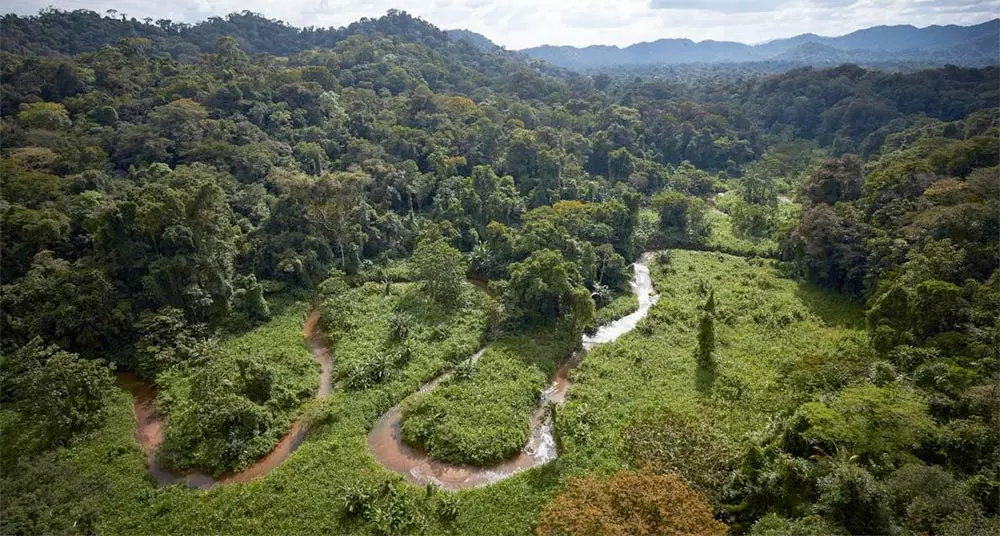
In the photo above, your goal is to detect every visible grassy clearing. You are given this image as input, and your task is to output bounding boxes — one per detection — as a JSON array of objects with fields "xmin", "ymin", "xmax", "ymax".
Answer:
[
  {"xmin": 704, "ymin": 212, "xmax": 780, "ymax": 258},
  {"xmin": 330, "ymin": 281, "xmax": 497, "ymax": 391},
  {"xmin": 636, "ymin": 207, "xmax": 783, "ymax": 258},
  {"xmin": 3, "ymin": 250, "xmax": 864, "ymax": 536},
  {"xmin": 555, "ymin": 249, "xmax": 863, "ymax": 473},
  {"xmin": 400, "ymin": 329, "xmax": 578, "ymax": 465}
]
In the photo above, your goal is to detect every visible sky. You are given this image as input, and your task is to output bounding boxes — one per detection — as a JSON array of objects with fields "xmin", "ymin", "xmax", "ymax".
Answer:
[{"xmin": 5, "ymin": 0, "xmax": 999, "ymax": 49}]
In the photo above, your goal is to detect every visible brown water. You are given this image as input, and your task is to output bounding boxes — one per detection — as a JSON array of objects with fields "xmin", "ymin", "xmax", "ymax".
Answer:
[
  {"xmin": 119, "ymin": 310, "xmax": 333, "ymax": 489},
  {"xmin": 367, "ymin": 253, "xmax": 658, "ymax": 489}
]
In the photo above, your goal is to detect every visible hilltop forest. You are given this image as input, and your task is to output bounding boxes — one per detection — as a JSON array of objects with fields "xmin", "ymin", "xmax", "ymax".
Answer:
[{"xmin": 1, "ymin": 9, "xmax": 998, "ymax": 536}]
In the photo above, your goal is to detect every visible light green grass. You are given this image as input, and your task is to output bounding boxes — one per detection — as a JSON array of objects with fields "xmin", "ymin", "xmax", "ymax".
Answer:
[
  {"xmin": 332, "ymin": 281, "xmax": 496, "ymax": 390},
  {"xmin": 556, "ymin": 250, "xmax": 863, "ymax": 466}
]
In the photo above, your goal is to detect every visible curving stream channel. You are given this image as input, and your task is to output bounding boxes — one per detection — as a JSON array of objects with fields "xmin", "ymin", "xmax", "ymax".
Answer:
[
  {"xmin": 367, "ymin": 252, "xmax": 659, "ymax": 490},
  {"xmin": 119, "ymin": 310, "xmax": 332, "ymax": 489}
]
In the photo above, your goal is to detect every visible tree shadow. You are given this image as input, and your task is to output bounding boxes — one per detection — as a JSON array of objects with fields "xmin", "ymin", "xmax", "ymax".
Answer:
[
  {"xmin": 695, "ymin": 362, "xmax": 717, "ymax": 395},
  {"xmin": 794, "ymin": 281, "xmax": 865, "ymax": 331}
]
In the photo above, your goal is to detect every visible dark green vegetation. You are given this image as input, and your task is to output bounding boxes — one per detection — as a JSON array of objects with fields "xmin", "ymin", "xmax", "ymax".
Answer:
[{"xmin": 1, "ymin": 7, "xmax": 997, "ymax": 536}]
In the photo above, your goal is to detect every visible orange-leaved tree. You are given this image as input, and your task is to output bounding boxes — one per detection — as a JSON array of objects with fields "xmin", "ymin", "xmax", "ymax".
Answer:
[{"xmin": 536, "ymin": 471, "xmax": 727, "ymax": 536}]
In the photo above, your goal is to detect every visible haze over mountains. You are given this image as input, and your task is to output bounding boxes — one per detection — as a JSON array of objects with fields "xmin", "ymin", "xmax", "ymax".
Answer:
[{"xmin": 450, "ymin": 19, "xmax": 1000, "ymax": 69}]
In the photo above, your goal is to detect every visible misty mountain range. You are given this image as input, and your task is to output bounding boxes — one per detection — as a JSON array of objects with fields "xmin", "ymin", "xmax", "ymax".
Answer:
[{"xmin": 449, "ymin": 19, "xmax": 1000, "ymax": 69}]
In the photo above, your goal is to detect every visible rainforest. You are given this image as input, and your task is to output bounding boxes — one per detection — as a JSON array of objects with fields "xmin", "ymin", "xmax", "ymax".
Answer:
[{"xmin": 1, "ymin": 8, "xmax": 998, "ymax": 536}]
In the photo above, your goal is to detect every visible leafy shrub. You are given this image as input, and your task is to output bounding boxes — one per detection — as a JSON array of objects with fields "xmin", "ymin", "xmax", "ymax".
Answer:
[
  {"xmin": 796, "ymin": 383, "xmax": 936, "ymax": 464},
  {"xmin": 400, "ymin": 331, "xmax": 574, "ymax": 465},
  {"xmin": 623, "ymin": 409, "xmax": 736, "ymax": 503},
  {"xmin": 886, "ymin": 463, "xmax": 987, "ymax": 535},
  {"xmin": 814, "ymin": 462, "xmax": 892, "ymax": 535},
  {"xmin": 156, "ymin": 307, "xmax": 317, "ymax": 475},
  {"xmin": 536, "ymin": 471, "xmax": 727, "ymax": 536},
  {"xmin": 749, "ymin": 514, "xmax": 846, "ymax": 536}
]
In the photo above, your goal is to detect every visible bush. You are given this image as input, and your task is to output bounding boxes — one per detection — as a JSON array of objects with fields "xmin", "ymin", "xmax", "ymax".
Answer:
[
  {"xmin": 623, "ymin": 409, "xmax": 735, "ymax": 504},
  {"xmin": 536, "ymin": 471, "xmax": 727, "ymax": 536},
  {"xmin": 749, "ymin": 514, "xmax": 846, "ymax": 536},
  {"xmin": 797, "ymin": 383, "xmax": 936, "ymax": 464},
  {"xmin": 814, "ymin": 463, "xmax": 891, "ymax": 535},
  {"xmin": 887, "ymin": 463, "xmax": 987, "ymax": 534},
  {"xmin": 400, "ymin": 345, "xmax": 547, "ymax": 465}
]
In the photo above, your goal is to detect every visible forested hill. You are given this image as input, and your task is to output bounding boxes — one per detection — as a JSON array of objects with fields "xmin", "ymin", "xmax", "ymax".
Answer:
[
  {"xmin": 1, "ymin": 9, "xmax": 520, "ymax": 65},
  {"xmin": 521, "ymin": 19, "xmax": 1000, "ymax": 69}
]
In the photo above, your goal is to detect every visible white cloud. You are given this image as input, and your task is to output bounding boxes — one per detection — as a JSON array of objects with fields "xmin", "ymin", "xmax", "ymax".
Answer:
[{"xmin": 4, "ymin": 0, "xmax": 998, "ymax": 48}]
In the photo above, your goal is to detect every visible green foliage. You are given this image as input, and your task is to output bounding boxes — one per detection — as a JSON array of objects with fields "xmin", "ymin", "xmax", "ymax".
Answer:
[
  {"xmin": 749, "ymin": 514, "xmax": 847, "ymax": 536},
  {"xmin": 330, "ymin": 281, "xmax": 494, "ymax": 391},
  {"xmin": 696, "ymin": 292, "xmax": 718, "ymax": 389},
  {"xmin": 17, "ymin": 101, "xmax": 71, "ymax": 130},
  {"xmin": 132, "ymin": 307, "xmax": 204, "ymax": 380},
  {"xmin": 1, "ymin": 251, "xmax": 130, "ymax": 360},
  {"xmin": 155, "ymin": 305, "xmax": 317, "ymax": 475},
  {"xmin": 505, "ymin": 249, "xmax": 595, "ymax": 334},
  {"xmin": 815, "ymin": 462, "xmax": 892, "ymax": 535},
  {"xmin": 0, "ymin": 338, "xmax": 114, "ymax": 446},
  {"xmin": 411, "ymin": 238, "xmax": 466, "ymax": 304},
  {"xmin": 797, "ymin": 384, "xmax": 936, "ymax": 464},
  {"xmin": 623, "ymin": 409, "xmax": 736, "ymax": 504},
  {"xmin": 886, "ymin": 463, "xmax": 991, "ymax": 535},
  {"xmin": 652, "ymin": 190, "xmax": 710, "ymax": 240},
  {"xmin": 400, "ymin": 330, "xmax": 575, "ymax": 465},
  {"xmin": 0, "ymin": 7, "xmax": 997, "ymax": 535},
  {"xmin": 592, "ymin": 291, "xmax": 639, "ymax": 328}
]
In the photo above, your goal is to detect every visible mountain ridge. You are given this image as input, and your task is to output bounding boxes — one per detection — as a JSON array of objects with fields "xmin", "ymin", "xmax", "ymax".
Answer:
[{"xmin": 445, "ymin": 18, "xmax": 1000, "ymax": 69}]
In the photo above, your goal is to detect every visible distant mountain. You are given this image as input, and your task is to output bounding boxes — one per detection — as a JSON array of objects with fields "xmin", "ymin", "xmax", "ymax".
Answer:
[
  {"xmin": 520, "ymin": 19, "xmax": 1000, "ymax": 69},
  {"xmin": 446, "ymin": 29, "xmax": 499, "ymax": 52}
]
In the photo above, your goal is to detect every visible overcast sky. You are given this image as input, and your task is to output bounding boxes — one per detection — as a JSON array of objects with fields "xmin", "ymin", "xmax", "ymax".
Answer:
[{"xmin": 5, "ymin": 0, "xmax": 999, "ymax": 49}]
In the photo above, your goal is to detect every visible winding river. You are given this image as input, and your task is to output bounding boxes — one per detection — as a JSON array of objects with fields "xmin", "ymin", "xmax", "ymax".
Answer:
[
  {"xmin": 367, "ymin": 252, "xmax": 659, "ymax": 490},
  {"xmin": 119, "ymin": 310, "xmax": 332, "ymax": 489}
]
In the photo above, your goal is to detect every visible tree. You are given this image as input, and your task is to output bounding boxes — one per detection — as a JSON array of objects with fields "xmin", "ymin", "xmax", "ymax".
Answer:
[
  {"xmin": 1, "ymin": 339, "xmax": 114, "ymax": 445},
  {"xmin": 788, "ymin": 203, "xmax": 869, "ymax": 296},
  {"xmin": 132, "ymin": 307, "xmax": 204, "ymax": 379},
  {"xmin": 815, "ymin": 463, "xmax": 892, "ymax": 535},
  {"xmin": 506, "ymin": 249, "xmax": 595, "ymax": 333},
  {"xmin": 302, "ymin": 170, "xmax": 372, "ymax": 273},
  {"xmin": 652, "ymin": 190, "xmax": 691, "ymax": 229},
  {"xmin": 536, "ymin": 471, "xmax": 727, "ymax": 536},
  {"xmin": 1, "ymin": 251, "xmax": 129, "ymax": 359},
  {"xmin": 17, "ymin": 102, "xmax": 72, "ymax": 130},
  {"xmin": 652, "ymin": 190, "xmax": 710, "ymax": 241},
  {"xmin": 411, "ymin": 239, "xmax": 466, "ymax": 304},
  {"xmin": 803, "ymin": 154, "xmax": 864, "ymax": 205},
  {"xmin": 797, "ymin": 384, "xmax": 936, "ymax": 463}
]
